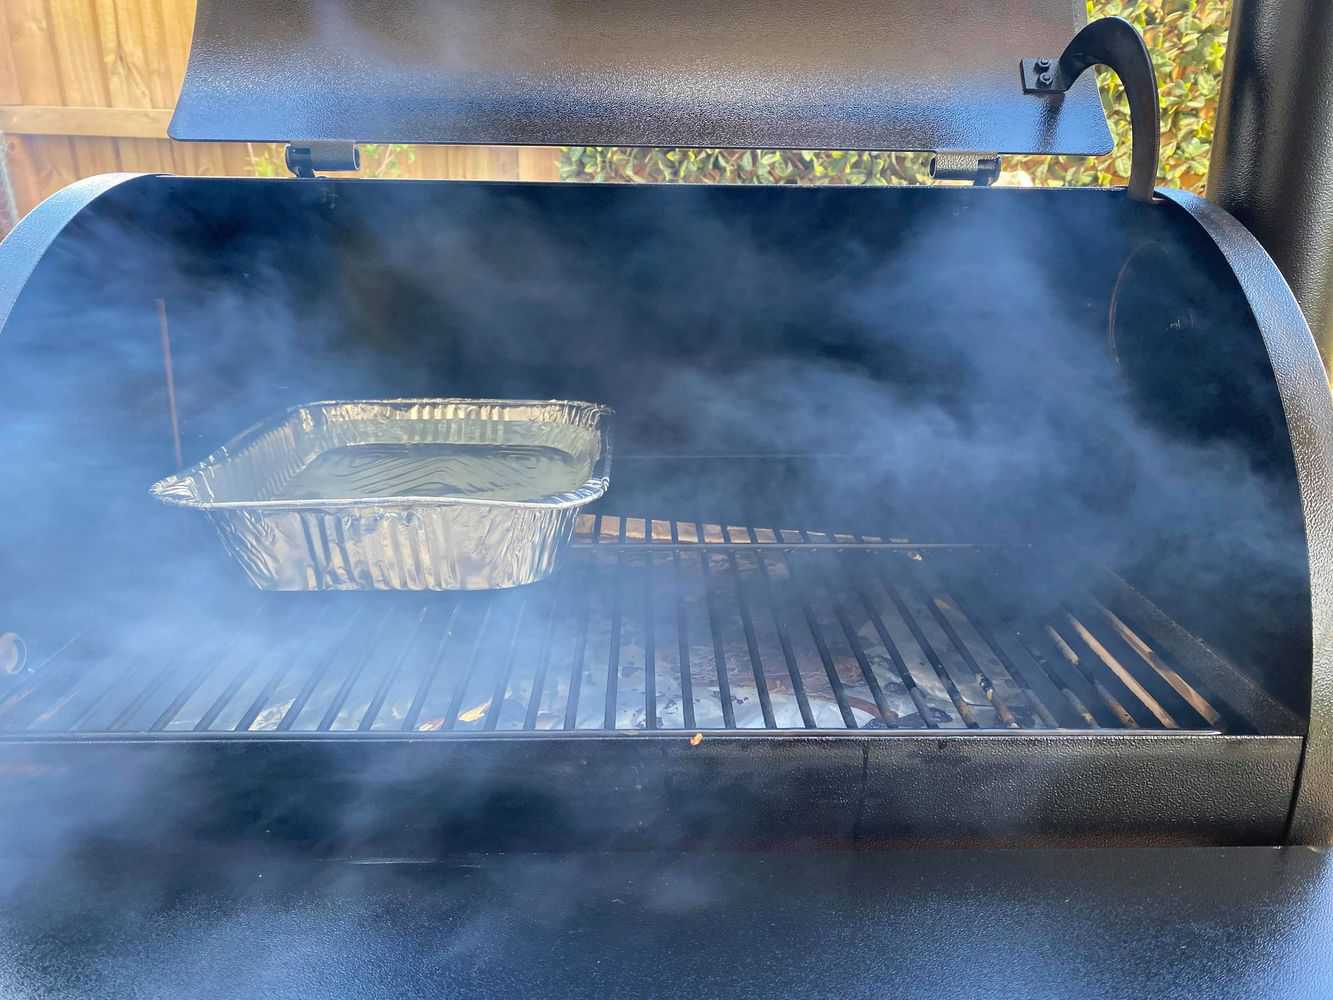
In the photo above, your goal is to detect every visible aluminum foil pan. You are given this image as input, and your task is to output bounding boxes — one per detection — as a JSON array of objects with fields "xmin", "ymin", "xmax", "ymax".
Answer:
[{"xmin": 151, "ymin": 399, "xmax": 613, "ymax": 591}]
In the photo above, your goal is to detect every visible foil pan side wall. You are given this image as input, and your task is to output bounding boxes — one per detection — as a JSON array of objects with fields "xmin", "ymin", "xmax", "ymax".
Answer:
[
  {"xmin": 156, "ymin": 398, "xmax": 611, "ymax": 591},
  {"xmin": 203, "ymin": 410, "xmax": 312, "ymax": 503},
  {"xmin": 154, "ymin": 399, "xmax": 611, "ymax": 508},
  {"xmin": 155, "ymin": 407, "xmax": 314, "ymax": 505},
  {"xmin": 207, "ymin": 503, "xmax": 581, "ymax": 591},
  {"xmin": 307, "ymin": 401, "xmax": 609, "ymax": 496}
]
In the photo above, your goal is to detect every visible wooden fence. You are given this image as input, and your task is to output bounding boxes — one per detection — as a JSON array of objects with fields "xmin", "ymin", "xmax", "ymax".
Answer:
[{"xmin": 0, "ymin": 0, "xmax": 561, "ymax": 235}]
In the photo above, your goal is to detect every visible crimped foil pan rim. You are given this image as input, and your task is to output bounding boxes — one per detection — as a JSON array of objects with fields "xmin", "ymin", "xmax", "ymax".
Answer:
[{"xmin": 150, "ymin": 397, "xmax": 613, "ymax": 512}]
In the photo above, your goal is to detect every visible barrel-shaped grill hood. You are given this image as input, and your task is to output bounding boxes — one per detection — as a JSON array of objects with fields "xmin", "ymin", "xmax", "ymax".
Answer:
[{"xmin": 0, "ymin": 173, "xmax": 1330, "ymax": 847}]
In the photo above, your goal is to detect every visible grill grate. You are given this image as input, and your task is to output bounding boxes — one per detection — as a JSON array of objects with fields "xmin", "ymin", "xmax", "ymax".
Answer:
[{"xmin": 0, "ymin": 516, "xmax": 1242, "ymax": 736}]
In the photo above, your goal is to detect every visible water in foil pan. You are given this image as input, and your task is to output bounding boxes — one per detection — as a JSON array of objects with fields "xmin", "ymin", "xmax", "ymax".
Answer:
[{"xmin": 151, "ymin": 399, "xmax": 613, "ymax": 591}]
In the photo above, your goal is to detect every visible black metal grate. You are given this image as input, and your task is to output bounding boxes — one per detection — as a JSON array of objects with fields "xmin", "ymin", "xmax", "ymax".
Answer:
[{"xmin": 0, "ymin": 516, "xmax": 1243, "ymax": 736}]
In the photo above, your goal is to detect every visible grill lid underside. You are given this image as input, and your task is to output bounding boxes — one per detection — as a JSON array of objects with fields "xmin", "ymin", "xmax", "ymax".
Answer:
[{"xmin": 169, "ymin": 0, "xmax": 1113, "ymax": 155}]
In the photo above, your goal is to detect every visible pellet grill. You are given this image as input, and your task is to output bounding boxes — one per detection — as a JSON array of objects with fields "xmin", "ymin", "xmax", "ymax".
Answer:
[{"xmin": 1, "ymin": 5, "xmax": 1333, "ymax": 991}]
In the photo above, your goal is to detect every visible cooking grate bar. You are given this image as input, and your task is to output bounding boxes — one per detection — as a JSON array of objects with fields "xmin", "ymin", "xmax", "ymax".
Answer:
[
  {"xmin": 29, "ymin": 648, "xmax": 144, "ymax": 734},
  {"xmin": 866, "ymin": 557, "xmax": 986, "ymax": 728},
  {"xmin": 194, "ymin": 602, "xmax": 334, "ymax": 732},
  {"xmin": 317, "ymin": 605, "xmax": 401, "ymax": 731},
  {"xmin": 698, "ymin": 540, "xmax": 738, "ymax": 728},
  {"xmin": 4, "ymin": 520, "xmax": 1239, "ymax": 736},
  {"xmin": 929, "ymin": 572, "xmax": 1074, "ymax": 730},
  {"xmin": 840, "ymin": 560, "xmax": 944, "ymax": 727},
  {"xmin": 749, "ymin": 543, "xmax": 819, "ymax": 728},
  {"xmin": 148, "ymin": 603, "xmax": 290, "ymax": 731},
  {"xmin": 400, "ymin": 602, "xmax": 461, "ymax": 732},
  {"xmin": 603, "ymin": 529, "xmax": 625, "ymax": 730},
  {"xmin": 562, "ymin": 547, "xmax": 595, "ymax": 730},
  {"xmin": 1024, "ymin": 621, "xmax": 1131, "ymax": 728},
  {"xmin": 670, "ymin": 529, "xmax": 697, "ymax": 729},
  {"xmin": 802, "ymin": 547, "xmax": 900, "ymax": 726},
  {"xmin": 442, "ymin": 603, "xmax": 497, "ymax": 732},
  {"xmin": 107, "ymin": 658, "xmax": 191, "ymax": 732},
  {"xmin": 361, "ymin": 606, "xmax": 431, "ymax": 732},
  {"xmin": 521, "ymin": 589, "xmax": 563, "ymax": 731},
  {"xmin": 277, "ymin": 606, "xmax": 368, "ymax": 731},
  {"xmin": 725, "ymin": 548, "xmax": 779, "ymax": 728},
  {"xmin": 1095, "ymin": 602, "xmax": 1221, "ymax": 727},
  {"xmin": 482, "ymin": 597, "xmax": 529, "ymax": 732},
  {"xmin": 894, "ymin": 553, "xmax": 1037, "ymax": 729},
  {"xmin": 1068, "ymin": 598, "xmax": 1215, "ymax": 729},
  {"xmin": 58, "ymin": 629, "xmax": 182, "ymax": 741},
  {"xmin": 0, "ymin": 633, "xmax": 91, "ymax": 727},
  {"xmin": 641, "ymin": 546, "xmax": 657, "ymax": 730},
  {"xmin": 1044, "ymin": 604, "xmax": 1160, "ymax": 728},
  {"xmin": 778, "ymin": 545, "xmax": 858, "ymax": 728}
]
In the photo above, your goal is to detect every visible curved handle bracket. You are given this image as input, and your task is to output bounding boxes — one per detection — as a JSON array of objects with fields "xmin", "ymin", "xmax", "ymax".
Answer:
[{"xmin": 1021, "ymin": 16, "xmax": 1160, "ymax": 203}]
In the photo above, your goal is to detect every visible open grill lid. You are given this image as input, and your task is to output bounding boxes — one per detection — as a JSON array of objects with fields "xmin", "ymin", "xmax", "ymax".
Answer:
[{"xmin": 169, "ymin": 0, "xmax": 1113, "ymax": 156}]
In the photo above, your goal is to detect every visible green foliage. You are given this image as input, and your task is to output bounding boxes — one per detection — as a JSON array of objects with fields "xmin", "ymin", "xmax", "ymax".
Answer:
[
  {"xmin": 245, "ymin": 143, "xmax": 416, "ymax": 178},
  {"xmin": 358, "ymin": 144, "xmax": 418, "ymax": 178},
  {"xmin": 245, "ymin": 143, "xmax": 286, "ymax": 178},
  {"xmin": 558, "ymin": 147, "xmax": 933, "ymax": 185},
  {"xmin": 555, "ymin": 0, "xmax": 1231, "ymax": 194}
]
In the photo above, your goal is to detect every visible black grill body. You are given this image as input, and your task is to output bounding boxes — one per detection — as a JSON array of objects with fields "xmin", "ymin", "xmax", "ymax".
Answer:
[
  {"xmin": 0, "ymin": 177, "xmax": 1327, "ymax": 852},
  {"xmin": 5, "ymin": 4, "xmax": 1333, "ymax": 997}
]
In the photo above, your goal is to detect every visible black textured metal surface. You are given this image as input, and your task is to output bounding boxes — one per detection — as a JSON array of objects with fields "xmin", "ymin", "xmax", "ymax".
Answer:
[
  {"xmin": 169, "ymin": 0, "xmax": 1113, "ymax": 155},
  {"xmin": 2, "ymin": 178, "xmax": 1314, "ymax": 718},
  {"xmin": 1160, "ymin": 190, "xmax": 1333, "ymax": 846},
  {"xmin": 0, "ymin": 732, "xmax": 1300, "ymax": 851},
  {"xmin": 1208, "ymin": 0, "xmax": 1333, "ymax": 365},
  {"xmin": 0, "ymin": 176, "xmax": 1318, "ymax": 848},
  {"xmin": 2, "ymin": 847, "xmax": 1331, "ymax": 999},
  {"xmin": 0, "ymin": 173, "xmax": 142, "ymax": 333}
]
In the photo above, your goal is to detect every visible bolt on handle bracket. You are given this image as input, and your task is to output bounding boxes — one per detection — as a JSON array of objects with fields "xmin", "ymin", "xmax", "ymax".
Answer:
[{"xmin": 1021, "ymin": 16, "xmax": 1160, "ymax": 203}]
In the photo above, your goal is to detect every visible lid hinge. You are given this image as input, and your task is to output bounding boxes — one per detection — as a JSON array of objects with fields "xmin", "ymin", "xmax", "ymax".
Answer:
[
  {"xmin": 284, "ymin": 142, "xmax": 361, "ymax": 178},
  {"xmin": 929, "ymin": 153, "xmax": 1002, "ymax": 187}
]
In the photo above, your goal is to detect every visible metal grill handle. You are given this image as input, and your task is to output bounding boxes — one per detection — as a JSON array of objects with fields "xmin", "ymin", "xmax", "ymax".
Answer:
[{"xmin": 1022, "ymin": 17, "xmax": 1161, "ymax": 203}]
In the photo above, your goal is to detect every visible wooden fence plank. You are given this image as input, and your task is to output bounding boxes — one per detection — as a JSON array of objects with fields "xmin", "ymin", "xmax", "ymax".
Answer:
[
  {"xmin": 6, "ymin": 0, "xmax": 66, "ymax": 104},
  {"xmin": 202, "ymin": 142, "xmax": 229, "ymax": 176},
  {"xmin": 168, "ymin": 137, "xmax": 227, "ymax": 177},
  {"xmin": 5, "ymin": 0, "xmax": 82, "ymax": 216},
  {"xmin": 0, "ymin": 0, "xmax": 565, "ymax": 233},
  {"xmin": 484, "ymin": 146, "xmax": 521, "ymax": 180},
  {"xmin": 412, "ymin": 145, "xmax": 450, "ymax": 179},
  {"xmin": 136, "ymin": 1, "xmax": 169, "ymax": 108},
  {"xmin": 96, "ymin": 0, "xmax": 155, "ymax": 108},
  {"xmin": 69, "ymin": 136, "xmax": 121, "ymax": 176},
  {"xmin": 156, "ymin": 0, "xmax": 194, "ymax": 94},
  {"xmin": 0, "ymin": 15, "xmax": 20, "ymax": 106},
  {"xmin": 220, "ymin": 141, "xmax": 255, "ymax": 177},
  {"xmin": 166, "ymin": 139, "xmax": 196, "ymax": 176},
  {"xmin": 439, "ymin": 146, "xmax": 522, "ymax": 181},
  {"xmin": 46, "ymin": 0, "xmax": 112, "ymax": 107},
  {"xmin": 133, "ymin": 6, "xmax": 202, "ymax": 188},
  {"xmin": 0, "ymin": 105, "xmax": 172, "ymax": 138},
  {"xmin": 4, "ymin": 136, "xmax": 49, "ymax": 213},
  {"xmin": 7, "ymin": 135, "xmax": 82, "ymax": 210},
  {"xmin": 518, "ymin": 147, "xmax": 561, "ymax": 182},
  {"xmin": 114, "ymin": 136, "xmax": 173, "ymax": 173}
]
